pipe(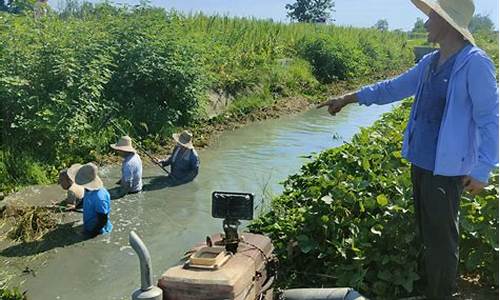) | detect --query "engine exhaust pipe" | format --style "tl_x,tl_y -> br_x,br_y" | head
129,231 -> 163,300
